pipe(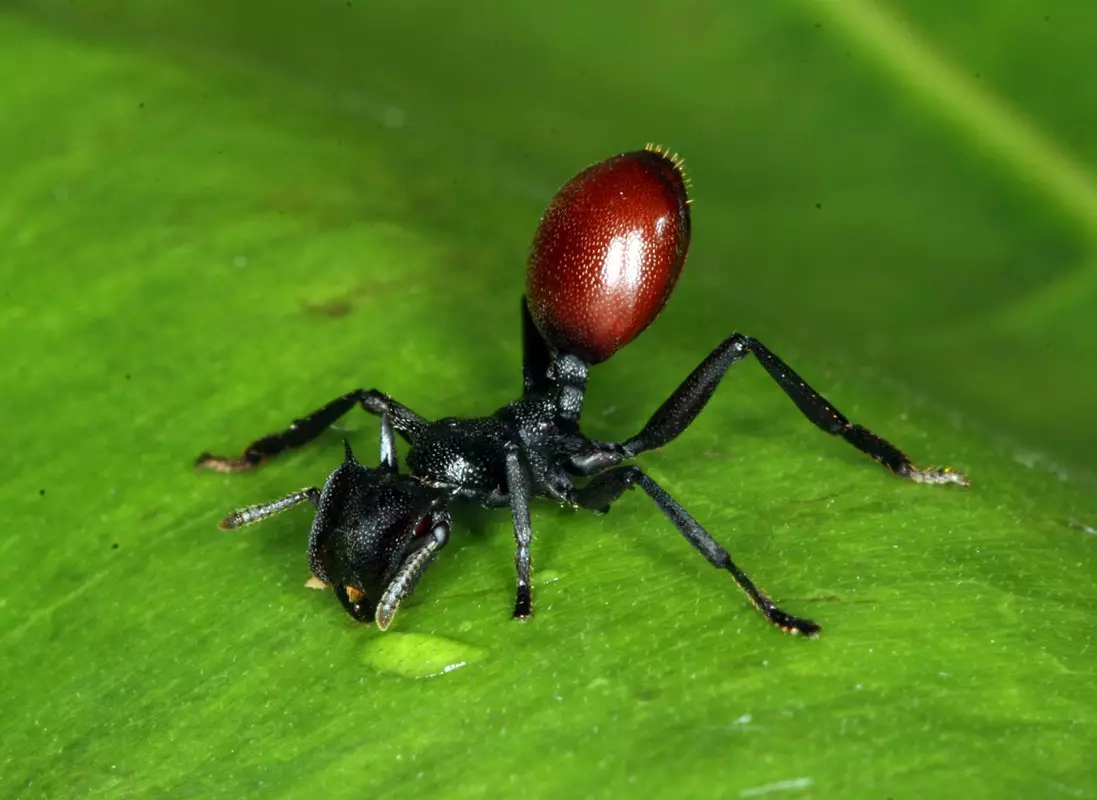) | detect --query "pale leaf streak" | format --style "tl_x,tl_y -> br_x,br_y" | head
2,512 -> 221,645
1067,519 -> 1097,536
739,777 -> 813,797
811,0 -> 1097,244
4,567 -> 112,645
0,535 -> 17,559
